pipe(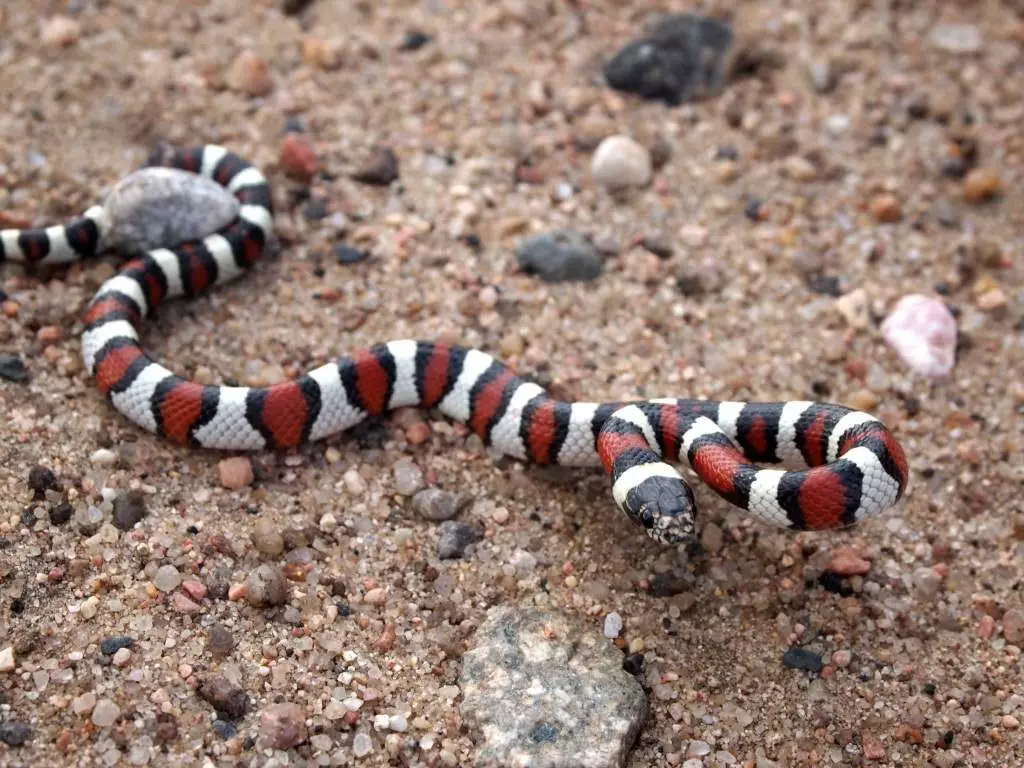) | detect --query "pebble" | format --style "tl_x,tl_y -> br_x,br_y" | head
207,624 -> 235,657
831,650 -> 852,668
591,135 -> 652,190
352,147 -> 400,186
153,565 -> 181,593
412,488 -> 463,521
252,518 -> 285,556
700,522 -> 724,554
90,448 -> 118,467
602,14 -> 734,105
335,244 -> 369,265
279,134 -> 318,181
227,50 -> 273,96
103,167 -> 239,253
0,354 -> 29,383
880,294 -> 957,378
198,676 -> 249,720
245,565 -> 289,607
603,612 -> 623,639
437,520 -> 482,560
217,457 -> 254,489
393,459 -> 424,495
827,547 -> 871,576
516,229 -> 603,282
260,702 -> 307,750
49,502 -> 73,525
0,646 -> 15,672
41,16 -> 81,47
835,288 -> 870,329
79,595 -> 100,619
27,465 -> 58,496
868,194 -> 902,223
112,491 -> 147,530
112,647 -> 132,667
37,326 -> 61,346
1002,609 -> 1024,645
91,699 -> 121,728
806,58 -> 836,93
73,691 -> 97,714
782,647 -> 823,673
783,156 -> 817,182
398,29 -> 431,51
352,731 -> 373,757
0,721 -> 31,747
172,593 -> 202,614
962,168 -> 1002,203
100,636 -> 134,655
929,23 -> 982,53
912,566 -> 943,598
